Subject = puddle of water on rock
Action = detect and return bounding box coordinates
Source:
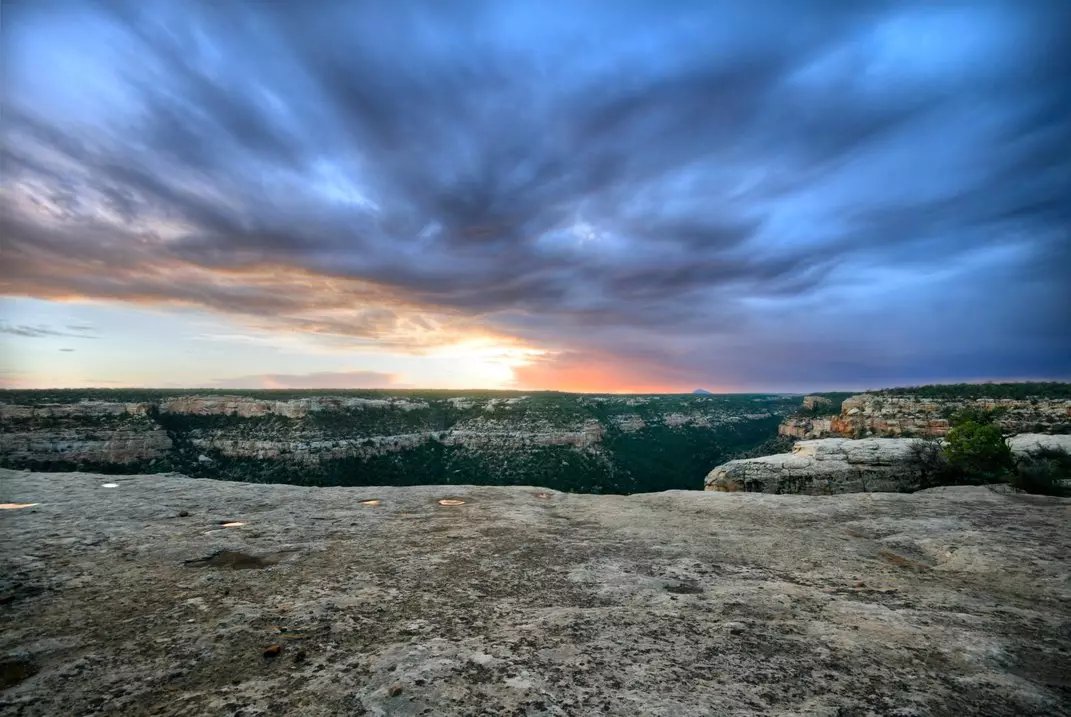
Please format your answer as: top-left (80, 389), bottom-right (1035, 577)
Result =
top-left (101, 483), bottom-right (119, 488)
top-left (0, 503), bottom-right (38, 510)
top-left (665, 581), bottom-right (705, 595)
top-left (220, 521), bottom-right (246, 528)
top-left (0, 658), bottom-right (38, 689)
top-left (359, 499), bottom-right (382, 506)
top-left (438, 499), bottom-right (466, 506)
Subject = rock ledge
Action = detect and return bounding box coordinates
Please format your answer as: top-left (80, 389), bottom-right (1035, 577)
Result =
top-left (1, 469), bottom-right (1069, 716)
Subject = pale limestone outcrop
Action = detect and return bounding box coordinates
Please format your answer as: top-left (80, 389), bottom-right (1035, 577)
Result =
top-left (706, 438), bottom-right (932, 494)
top-left (707, 433), bottom-right (1071, 495)
top-left (1007, 433), bottom-right (1071, 455)
top-left (0, 401), bottom-right (153, 420)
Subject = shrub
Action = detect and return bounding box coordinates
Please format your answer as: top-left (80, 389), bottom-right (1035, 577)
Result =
top-left (949, 406), bottom-right (1005, 426)
top-left (942, 420), bottom-right (1014, 484)
top-left (1011, 447), bottom-right (1071, 497)
top-left (908, 439), bottom-right (953, 489)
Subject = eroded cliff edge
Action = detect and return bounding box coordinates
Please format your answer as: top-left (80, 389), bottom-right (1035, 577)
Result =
top-left (2, 469), bottom-right (1069, 716)
top-left (0, 392), bottom-right (792, 493)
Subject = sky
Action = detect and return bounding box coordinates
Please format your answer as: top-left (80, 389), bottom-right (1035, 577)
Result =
top-left (1, 0), bottom-right (1069, 393)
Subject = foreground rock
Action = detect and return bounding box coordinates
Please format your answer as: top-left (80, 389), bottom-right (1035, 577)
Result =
top-left (706, 438), bottom-right (933, 494)
top-left (2, 470), bottom-right (1069, 716)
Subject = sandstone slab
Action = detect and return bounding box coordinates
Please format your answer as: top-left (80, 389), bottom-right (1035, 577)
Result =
top-left (705, 438), bottom-right (932, 494)
top-left (2, 469), bottom-right (1070, 716)
top-left (1008, 433), bottom-right (1071, 455)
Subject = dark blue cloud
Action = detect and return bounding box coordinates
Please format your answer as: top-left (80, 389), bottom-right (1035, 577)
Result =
top-left (1, 0), bottom-right (1068, 389)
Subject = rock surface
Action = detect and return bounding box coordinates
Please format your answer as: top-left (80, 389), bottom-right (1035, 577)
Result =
top-left (707, 435), bottom-right (1071, 495)
top-left (1008, 433), bottom-right (1071, 455)
top-left (705, 438), bottom-right (933, 494)
top-left (2, 469), bottom-right (1070, 716)
top-left (780, 394), bottom-right (1071, 439)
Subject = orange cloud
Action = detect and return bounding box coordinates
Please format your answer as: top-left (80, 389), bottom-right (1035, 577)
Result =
top-left (0, 210), bottom-right (515, 354)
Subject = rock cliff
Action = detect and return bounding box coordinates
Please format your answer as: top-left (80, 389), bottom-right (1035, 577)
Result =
top-left (0, 392), bottom-right (793, 494)
top-left (780, 393), bottom-right (1071, 439)
top-left (1, 468), bottom-right (1068, 716)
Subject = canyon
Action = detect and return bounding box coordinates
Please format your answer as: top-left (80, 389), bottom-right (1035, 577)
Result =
top-left (3, 386), bottom-right (1069, 496)
top-left (0, 391), bottom-right (792, 494)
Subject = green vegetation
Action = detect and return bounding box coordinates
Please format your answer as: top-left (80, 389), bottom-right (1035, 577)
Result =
top-left (1012, 448), bottom-right (1071, 497)
top-left (874, 382), bottom-right (1071, 400)
top-left (943, 420), bottom-right (1014, 484)
top-left (911, 408), bottom-right (1069, 496)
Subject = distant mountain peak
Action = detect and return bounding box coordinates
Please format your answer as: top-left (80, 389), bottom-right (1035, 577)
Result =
top-left (692, 388), bottom-right (712, 394)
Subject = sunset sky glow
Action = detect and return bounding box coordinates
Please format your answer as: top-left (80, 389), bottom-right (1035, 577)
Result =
top-left (2, 1), bottom-right (1069, 392)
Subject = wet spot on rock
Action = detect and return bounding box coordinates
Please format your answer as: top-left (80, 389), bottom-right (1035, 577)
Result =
top-left (0, 658), bottom-right (39, 689)
top-left (0, 585), bottom-right (44, 606)
top-left (665, 580), bottom-right (704, 594)
top-left (185, 551), bottom-right (272, 570)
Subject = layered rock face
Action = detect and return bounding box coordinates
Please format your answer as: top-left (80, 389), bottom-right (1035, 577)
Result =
top-left (0, 392), bottom-right (791, 492)
top-left (706, 438), bottom-right (932, 494)
top-left (0, 402), bottom-right (172, 466)
top-left (780, 394), bottom-right (1071, 439)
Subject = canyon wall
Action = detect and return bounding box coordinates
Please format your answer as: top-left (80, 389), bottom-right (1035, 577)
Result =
top-left (779, 394), bottom-right (1071, 439)
top-left (0, 392), bottom-right (792, 493)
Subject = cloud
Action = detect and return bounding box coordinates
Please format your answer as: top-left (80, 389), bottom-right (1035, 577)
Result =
top-left (209, 370), bottom-right (397, 390)
top-left (0, 322), bottom-right (99, 339)
top-left (59, 348), bottom-right (76, 352)
top-left (1, 0), bottom-right (1069, 388)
